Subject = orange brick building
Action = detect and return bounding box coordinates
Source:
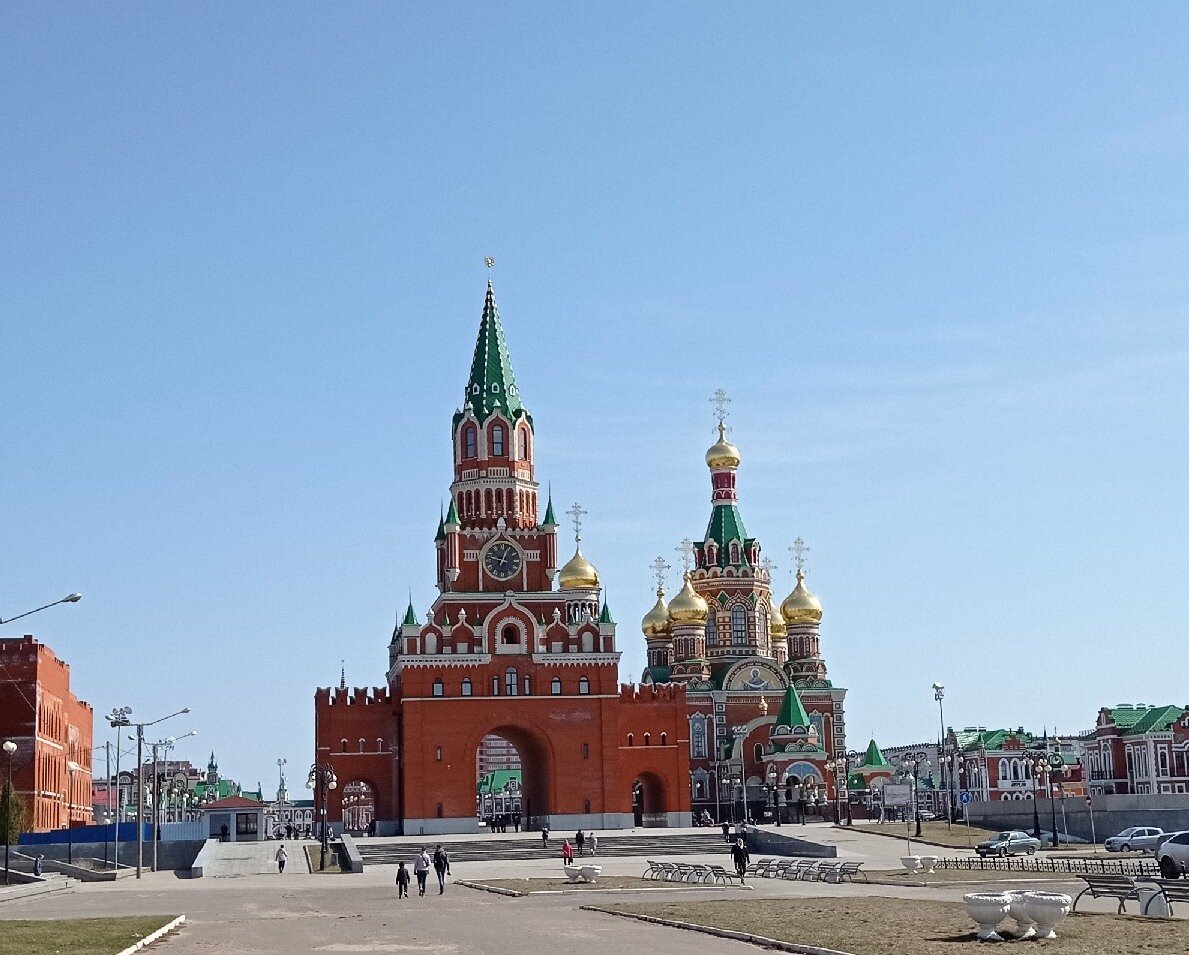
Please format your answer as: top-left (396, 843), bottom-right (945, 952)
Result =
top-left (0, 635), bottom-right (94, 832)
top-left (314, 281), bottom-right (691, 835)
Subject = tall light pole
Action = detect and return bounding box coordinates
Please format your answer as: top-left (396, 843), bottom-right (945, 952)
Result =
top-left (107, 708), bottom-right (132, 870)
top-left (0, 593), bottom-right (82, 626)
top-left (2, 740), bottom-right (16, 885)
top-left (145, 731), bottom-right (196, 872)
top-left (307, 763), bottom-right (338, 870)
top-left (127, 707), bottom-right (191, 878)
top-left (932, 683), bottom-right (953, 827)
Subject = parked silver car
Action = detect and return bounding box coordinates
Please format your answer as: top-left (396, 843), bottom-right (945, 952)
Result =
top-left (975, 830), bottom-right (1041, 857)
top-left (1155, 830), bottom-right (1189, 879)
top-left (1104, 826), bottom-right (1164, 853)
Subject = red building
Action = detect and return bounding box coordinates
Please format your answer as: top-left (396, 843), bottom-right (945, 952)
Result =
top-left (314, 281), bottom-right (691, 835)
top-left (0, 635), bottom-right (93, 831)
top-left (1086, 704), bottom-right (1189, 795)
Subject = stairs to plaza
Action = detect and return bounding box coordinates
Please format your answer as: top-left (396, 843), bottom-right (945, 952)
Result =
top-left (356, 829), bottom-right (730, 866)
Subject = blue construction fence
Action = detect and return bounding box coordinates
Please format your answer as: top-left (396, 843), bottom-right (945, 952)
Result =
top-left (21, 822), bottom-right (150, 845)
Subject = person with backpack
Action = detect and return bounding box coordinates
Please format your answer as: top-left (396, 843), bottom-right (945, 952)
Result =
top-left (413, 848), bottom-right (431, 896)
top-left (275, 844), bottom-right (287, 874)
top-left (432, 844), bottom-right (451, 894)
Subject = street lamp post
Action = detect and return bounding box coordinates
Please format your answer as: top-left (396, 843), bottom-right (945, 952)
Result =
top-left (932, 683), bottom-right (954, 827)
top-left (900, 756), bottom-right (931, 838)
top-left (0, 593), bottom-right (83, 626)
top-left (123, 707), bottom-right (191, 879)
top-left (146, 731), bottom-right (196, 872)
top-left (1025, 753), bottom-right (1046, 843)
top-left (3, 740), bottom-right (16, 885)
top-left (107, 708), bottom-right (132, 869)
top-left (307, 763), bottom-right (338, 870)
top-left (765, 766), bottom-right (782, 827)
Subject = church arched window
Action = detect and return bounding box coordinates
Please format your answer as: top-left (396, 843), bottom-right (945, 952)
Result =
top-left (491, 424), bottom-right (505, 456)
top-left (578, 676), bottom-right (590, 695)
top-left (505, 667), bottom-right (518, 696)
top-left (463, 426), bottom-right (477, 459)
top-left (706, 612), bottom-right (718, 645)
top-left (551, 677), bottom-right (562, 695)
top-left (731, 605), bottom-right (747, 645)
top-left (517, 427), bottom-right (528, 458)
top-left (461, 678), bottom-right (472, 697)
top-left (730, 542), bottom-right (740, 563)
top-left (501, 624), bottom-right (520, 646)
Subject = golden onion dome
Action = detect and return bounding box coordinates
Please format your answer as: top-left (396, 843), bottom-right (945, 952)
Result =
top-left (768, 594), bottom-right (787, 636)
top-left (705, 422), bottom-right (741, 470)
top-left (667, 572), bottom-right (709, 624)
top-left (558, 548), bottom-right (600, 589)
top-left (641, 589), bottom-right (671, 638)
top-left (781, 569), bottom-right (822, 624)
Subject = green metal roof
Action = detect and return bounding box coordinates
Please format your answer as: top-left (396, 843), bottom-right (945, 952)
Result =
top-left (774, 683), bottom-right (811, 731)
top-left (402, 601), bottom-right (419, 627)
top-left (454, 282), bottom-right (530, 426)
top-left (953, 728), bottom-right (1037, 753)
top-left (542, 495), bottom-right (557, 527)
top-left (1112, 704), bottom-right (1185, 734)
top-left (701, 505), bottom-right (753, 566)
top-left (645, 664), bottom-right (671, 685)
top-left (599, 602), bottom-right (613, 624)
top-left (857, 739), bottom-right (890, 770)
top-left (477, 769), bottom-right (521, 795)
top-left (444, 498), bottom-right (459, 526)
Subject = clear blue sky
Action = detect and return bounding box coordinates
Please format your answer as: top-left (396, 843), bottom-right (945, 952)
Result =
top-left (3, 4), bottom-right (1186, 790)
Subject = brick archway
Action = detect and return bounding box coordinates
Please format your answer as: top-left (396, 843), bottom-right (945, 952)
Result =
top-left (632, 770), bottom-right (669, 827)
top-left (470, 723), bottom-right (553, 826)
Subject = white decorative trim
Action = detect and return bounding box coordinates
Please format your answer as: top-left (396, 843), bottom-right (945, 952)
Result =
top-left (114, 915), bottom-right (186, 955)
top-left (398, 654), bottom-right (492, 667)
top-left (531, 653), bottom-right (620, 666)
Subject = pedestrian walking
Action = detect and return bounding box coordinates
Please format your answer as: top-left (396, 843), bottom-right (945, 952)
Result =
top-left (413, 848), bottom-right (431, 896)
top-left (275, 845), bottom-right (288, 874)
top-left (33, 855), bottom-right (43, 877)
top-left (721, 820), bottom-right (731, 843)
top-left (432, 844), bottom-right (451, 894)
top-left (730, 838), bottom-right (749, 882)
top-left (396, 861), bottom-right (410, 898)
top-left (575, 830), bottom-right (585, 855)
top-left (541, 824), bottom-right (550, 848)
top-left (562, 840), bottom-right (574, 865)
top-left (587, 832), bottom-right (597, 856)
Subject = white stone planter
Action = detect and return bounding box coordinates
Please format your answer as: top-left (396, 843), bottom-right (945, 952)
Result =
top-left (964, 892), bottom-right (1011, 942)
top-left (919, 855), bottom-right (938, 874)
top-left (1022, 891), bottom-right (1072, 940)
top-left (901, 855), bottom-right (921, 873)
top-left (1005, 890), bottom-right (1036, 939)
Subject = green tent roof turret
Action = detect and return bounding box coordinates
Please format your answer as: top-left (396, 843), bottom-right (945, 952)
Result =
top-left (454, 281), bottom-right (531, 427)
top-left (444, 498), bottom-right (460, 527)
top-left (402, 601), bottom-right (419, 627)
top-left (434, 505), bottom-right (446, 542)
top-left (857, 739), bottom-right (890, 771)
top-left (542, 494), bottom-right (557, 527)
top-left (599, 602), bottom-right (614, 624)
top-left (773, 683), bottom-right (811, 731)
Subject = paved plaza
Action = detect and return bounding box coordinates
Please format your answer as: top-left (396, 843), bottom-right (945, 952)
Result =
top-left (0, 825), bottom-right (1167, 953)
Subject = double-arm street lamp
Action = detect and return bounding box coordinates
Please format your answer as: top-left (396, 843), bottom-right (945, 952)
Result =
top-left (900, 756), bottom-right (931, 837)
top-left (765, 765), bottom-right (783, 827)
top-left (307, 763), bottom-right (338, 870)
top-left (115, 707), bottom-right (191, 878)
top-left (932, 683), bottom-right (955, 827)
top-left (142, 731), bottom-right (196, 872)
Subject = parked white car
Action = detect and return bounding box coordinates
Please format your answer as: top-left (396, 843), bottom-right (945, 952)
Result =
top-left (1155, 830), bottom-right (1189, 879)
top-left (1104, 827), bottom-right (1164, 853)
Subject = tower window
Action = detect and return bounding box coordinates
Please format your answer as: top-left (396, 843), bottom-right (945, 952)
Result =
top-left (731, 605), bottom-right (747, 645)
top-left (432, 678), bottom-right (444, 697)
top-left (518, 428), bottom-right (528, 458)
top-left (505, 667), bottom-right (518, 696)
top-left (523, 675), bottom-right (532, 695)
top-left (461, 678), bottom-right (472, 697)
top-left (501, 625), bottom-right (520, 645)
top-left (464, 426), bottom-right (477, 459)
top-left (491, 424), bottom-right (505, 456)
top-left (730, 542), bottom-right (740, 563)
top-left (578, 676), bottom-right (590, 695)
top-left (551, 677), bottom-right (562, 695)
top-left (492, 676), bottom-right (500, 695)
top-left (706, 613), bottom-right (718, 645)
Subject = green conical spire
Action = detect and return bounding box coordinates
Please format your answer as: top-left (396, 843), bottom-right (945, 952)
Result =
top-left (434, 504), bottom-right (446, 542)
top-left (859, 739), bottom-right (889, 769)
top-left (774, 683), bottom-right (811, 730)
top-left (599, 602), bottom-right (614, 624)
top-left (542, 493), bottom-right (557, 527)
top-left (402, 601), bottom-right (419, 627)
top-left (444, 497), bottom-right (460, 526)
top-left (457, 281), bottom-right (529, 424)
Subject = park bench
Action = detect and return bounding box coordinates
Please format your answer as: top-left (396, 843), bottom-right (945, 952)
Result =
top-left (788, 860), bottom-right (821, 880)
top-left (766, 860), bottom-right (795, 879)
top-left (814, 861), bottom-right (842, 882)
top-left (683, 864), bottom-right (713, 883)
top-left (705, 864), bottom-right (744, 885)
top-left (1072, 874), bottom-right (1140, 914)
top-left (835, 861), bottom-right (867, 883)
top-left (1141, 879), bottom-right (1189, 917)
top-left (642, 860), bottom-right (664, 880)
top-left (744, 857), bottom-right (774, 876)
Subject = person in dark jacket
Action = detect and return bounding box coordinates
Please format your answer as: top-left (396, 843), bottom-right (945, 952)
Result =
top-left (432, 845), bottom-right (450, 894)
top-left (730, 838), bottom-right (749, 881)
top-left (721, 820), bottom-right (731, 843)
top-left (396, 861), bottom-right (410, 898)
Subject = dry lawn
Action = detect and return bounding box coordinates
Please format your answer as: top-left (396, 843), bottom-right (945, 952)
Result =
top-left (0, 916), bottom-right (177, 955)
top-left (849, 821), bottom-right (999, 849)
top-left (472, 876), bottom-right (699, 894)
top-left (866, 869), bottom-right (1079, 886)
top-left (603, 897), bottom-right (1188, 955)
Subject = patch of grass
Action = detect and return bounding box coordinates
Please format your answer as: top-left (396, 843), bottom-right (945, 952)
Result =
top-left (303, 844), bottom-right (347, 873)
top-left (866, 868), bottom-right (1078, 885)
top-left (849, 820), bottom-right (1000, 849)
top-left (601, 897), bottom-right (1189, 955)
top-left (0, 916), bottom-right (177, 955)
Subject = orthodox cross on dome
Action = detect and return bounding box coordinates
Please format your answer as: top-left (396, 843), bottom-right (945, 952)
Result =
top-left (565, 502), bottom-right (587, 544)
top-left (790, 537), bottom-right (809, 573)
top-left (759, 556), bottom-right (776, 580)
top-left (650, 556), bottom-right (671, 592)
top-left (484, 256), bottom-right (495, 272)
top-left (676, 537), bottom-right (695, 573)
top-left (710, 388), bottom-right (732, 428)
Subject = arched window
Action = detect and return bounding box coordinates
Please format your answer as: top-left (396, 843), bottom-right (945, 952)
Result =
top-left (491, 676), bottom-right (500, 695)
top-left (463, 426), bottom-right (477, 459)
top-left (998, 758), bottom-right (1008, 782)
top-left (377, 738), bottom-right (384, 751)
top-left (505, 667), bottom-right (518, 696)
top-left (461, 678), bottom-right (472, 697)
top-left (582, 743), bottom-right (590, 759)
top-left (432, 678), bottom-right (444, 697)
top-left (551, 677), bottom-right (562, 695)
top-left (523, 675), bottom-right (532, 695)
top-left (730, 542), bottom-right (740, 563)
top-left (731, 605), bottom-right (747, 645)
top-left (517, 428), bottom-right (528, 458)
top-left (706, 612), bottom-right (718, 645)
top-left (661, 733), bottom-right (668, 746)
top-left (578, 676), bottom-right (590, 695)
top-left (358, 738), bottom-right (366, 753)
top-left (627, 733), bottom-right (635, 747)
top-left (644, 733), bottom-right (651, 746)
top-left (501, 625), bottom-right (520, 645)
top-left (341, 739), bottom-right (348, 752)
top-left (754, 743), bottom-right (764, 763)
top-left (491, 424), bottom-right (505, 456)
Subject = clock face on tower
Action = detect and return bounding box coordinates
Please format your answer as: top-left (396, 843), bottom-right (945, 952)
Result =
top-left (483, 542), bottom-right (522, 581)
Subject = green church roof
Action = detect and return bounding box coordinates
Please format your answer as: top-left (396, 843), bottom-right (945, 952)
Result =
top-left (542, 495), bottom-right (557, 527)
top-left (477, 769), bottom-right (521, 795)
top-left (454, 282), bottom-right (530, 426)
top-left (599, 602), bottom-right (614, 624)
top-left (857, 738), bottom-right (890, 770)
top-left (402, 601), bottom-right (419, 627)
top-left (702, 505), bottom-right (753, 566)
top-left (774, 683), bottom-right (811, 730)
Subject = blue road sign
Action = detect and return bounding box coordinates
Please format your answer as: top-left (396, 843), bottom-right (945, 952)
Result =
top-left (959, 791), bottom-right (973, 804)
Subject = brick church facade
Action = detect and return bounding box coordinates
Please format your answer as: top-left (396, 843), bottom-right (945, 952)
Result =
top-left (314, 281), bottom-right (692, 835)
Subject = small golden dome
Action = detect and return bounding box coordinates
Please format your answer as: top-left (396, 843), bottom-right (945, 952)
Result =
top-left (705, 422), bottom-right (741, 470)
top-left (768, 594), bottom-right (787, 636)
top-left (558, 548), bottom-right (599, 589)
top-left (668, 572), bottom-right (709, 624)
top-left (781, 569), bottom-right (822, 624)
top-left (641, 589), bottom-right (671, 638)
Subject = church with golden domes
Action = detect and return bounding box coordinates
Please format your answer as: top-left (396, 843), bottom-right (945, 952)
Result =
top-left (640, 395), bottom-right (847, 823)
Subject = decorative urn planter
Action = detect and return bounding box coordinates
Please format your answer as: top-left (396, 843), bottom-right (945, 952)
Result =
top-left (964, 892), bottom-right (1012, 942)
top-left (1005, 890), bottom-right (1036, 939)
top-left (919, 855), bottom-right (939, 874)
top-left (1022, 891), bottom-right (1072, 940)
top-left (901, 855), bottom-right (921, 873)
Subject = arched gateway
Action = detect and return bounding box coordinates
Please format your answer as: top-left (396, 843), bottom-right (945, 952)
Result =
top-left (314, 280), bottom-right (691, 834)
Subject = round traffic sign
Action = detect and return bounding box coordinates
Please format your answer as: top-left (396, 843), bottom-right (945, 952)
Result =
top-left (959, 791), bottom-right (973, 804)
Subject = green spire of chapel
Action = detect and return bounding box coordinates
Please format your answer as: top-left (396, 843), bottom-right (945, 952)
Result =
top-left (599, 602), bottom-right (614, 624)
top-left (459, 281), bottom-right (529, 423)
top-left (774, 683), bottom-right (811, 730)
top-left (860, 739), bottom-right (890, 769)
top-left (542, 494), bottom-right (557, 527)
top-left (402, 601), bottom-right (419, 627)
top-left (444, 498), bottom-right (460, 526)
